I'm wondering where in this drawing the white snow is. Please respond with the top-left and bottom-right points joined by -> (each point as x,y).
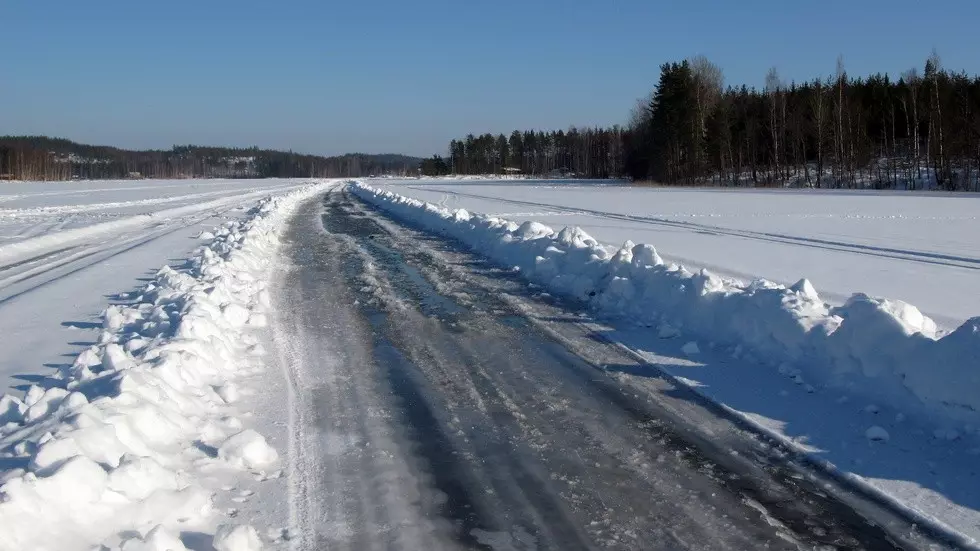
218,429 -> 279,470
0,179 -> 330,551
353,179 -> 980,545
0,178 -> 309,393
370,179 -> 980,329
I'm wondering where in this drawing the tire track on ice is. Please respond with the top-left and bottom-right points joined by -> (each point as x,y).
264,188 -> 933,550
272,197 -> 459,550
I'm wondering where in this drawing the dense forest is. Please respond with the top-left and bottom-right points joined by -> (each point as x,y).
432,53 -> 980,191
0,136 -> 421,180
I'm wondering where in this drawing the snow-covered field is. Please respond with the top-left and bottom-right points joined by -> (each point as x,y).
0,179 -> 304,392
370,179 -> 980,329
3,176 -> 979,548
0,178 -> 331,550
354,179 -> 980,546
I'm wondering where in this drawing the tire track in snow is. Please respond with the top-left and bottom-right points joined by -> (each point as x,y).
0,201 -> 247,306
0,186 -> 305,270
0,186 -> 288,219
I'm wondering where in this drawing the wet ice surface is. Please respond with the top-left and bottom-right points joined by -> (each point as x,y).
266,189 -> 934,550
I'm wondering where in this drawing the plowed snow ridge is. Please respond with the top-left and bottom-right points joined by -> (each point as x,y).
0,181 -> 331,551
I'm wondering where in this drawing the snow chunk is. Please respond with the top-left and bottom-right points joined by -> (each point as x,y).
865,426 -> 890,442
29,436 -> 84,473
120,525 -> 188,551
681,341 -> 701,355
790,278 -> 820,301
223,303 -> 251,328
631,243 -> 664,268
0,394 -> 26,424
107,455 -> 179,500
514,220 -> 553,241
215,383 -> 240,404
23,387 -> 70,422
213,524 -> 263,551
657,323 -> 680,339
218,429 -> 278,469
102,343 -> 137,372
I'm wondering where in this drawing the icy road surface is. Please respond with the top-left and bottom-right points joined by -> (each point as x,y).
262,189 -> 942,550
369,179 -> 980,329
0,178 -> 305,392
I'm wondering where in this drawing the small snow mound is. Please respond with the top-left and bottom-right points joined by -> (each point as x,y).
213,524 -> 263,551
218,429 -> 278,469
681,341 -> 700,356
197,230 -> 216,240
514,220 -> 553,241
865,426 -> 890,442
837,293 -> 938,338
555,226 -> 598,248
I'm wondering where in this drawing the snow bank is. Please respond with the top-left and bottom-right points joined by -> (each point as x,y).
351,181 -> 980,427
0,181 -> 328,551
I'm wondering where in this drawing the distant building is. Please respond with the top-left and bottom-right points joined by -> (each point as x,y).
503,167 -> 522,174
127,171 -> 143,179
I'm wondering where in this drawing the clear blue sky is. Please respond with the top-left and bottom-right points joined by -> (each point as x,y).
2,0 -> 978,157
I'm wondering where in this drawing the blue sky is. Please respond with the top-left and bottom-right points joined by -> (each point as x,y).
2,0 -> 978,157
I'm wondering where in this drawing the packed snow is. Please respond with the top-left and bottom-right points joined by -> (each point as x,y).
352,179 -> 980,545
0,179 -> 330,551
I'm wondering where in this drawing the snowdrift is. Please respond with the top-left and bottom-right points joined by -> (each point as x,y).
351,181 -> 980,427
0,182 -> 327,551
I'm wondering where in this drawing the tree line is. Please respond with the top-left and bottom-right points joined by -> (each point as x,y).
430,52 -> 980,191
421,128 -> 627,179
0,136 -> 421,181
